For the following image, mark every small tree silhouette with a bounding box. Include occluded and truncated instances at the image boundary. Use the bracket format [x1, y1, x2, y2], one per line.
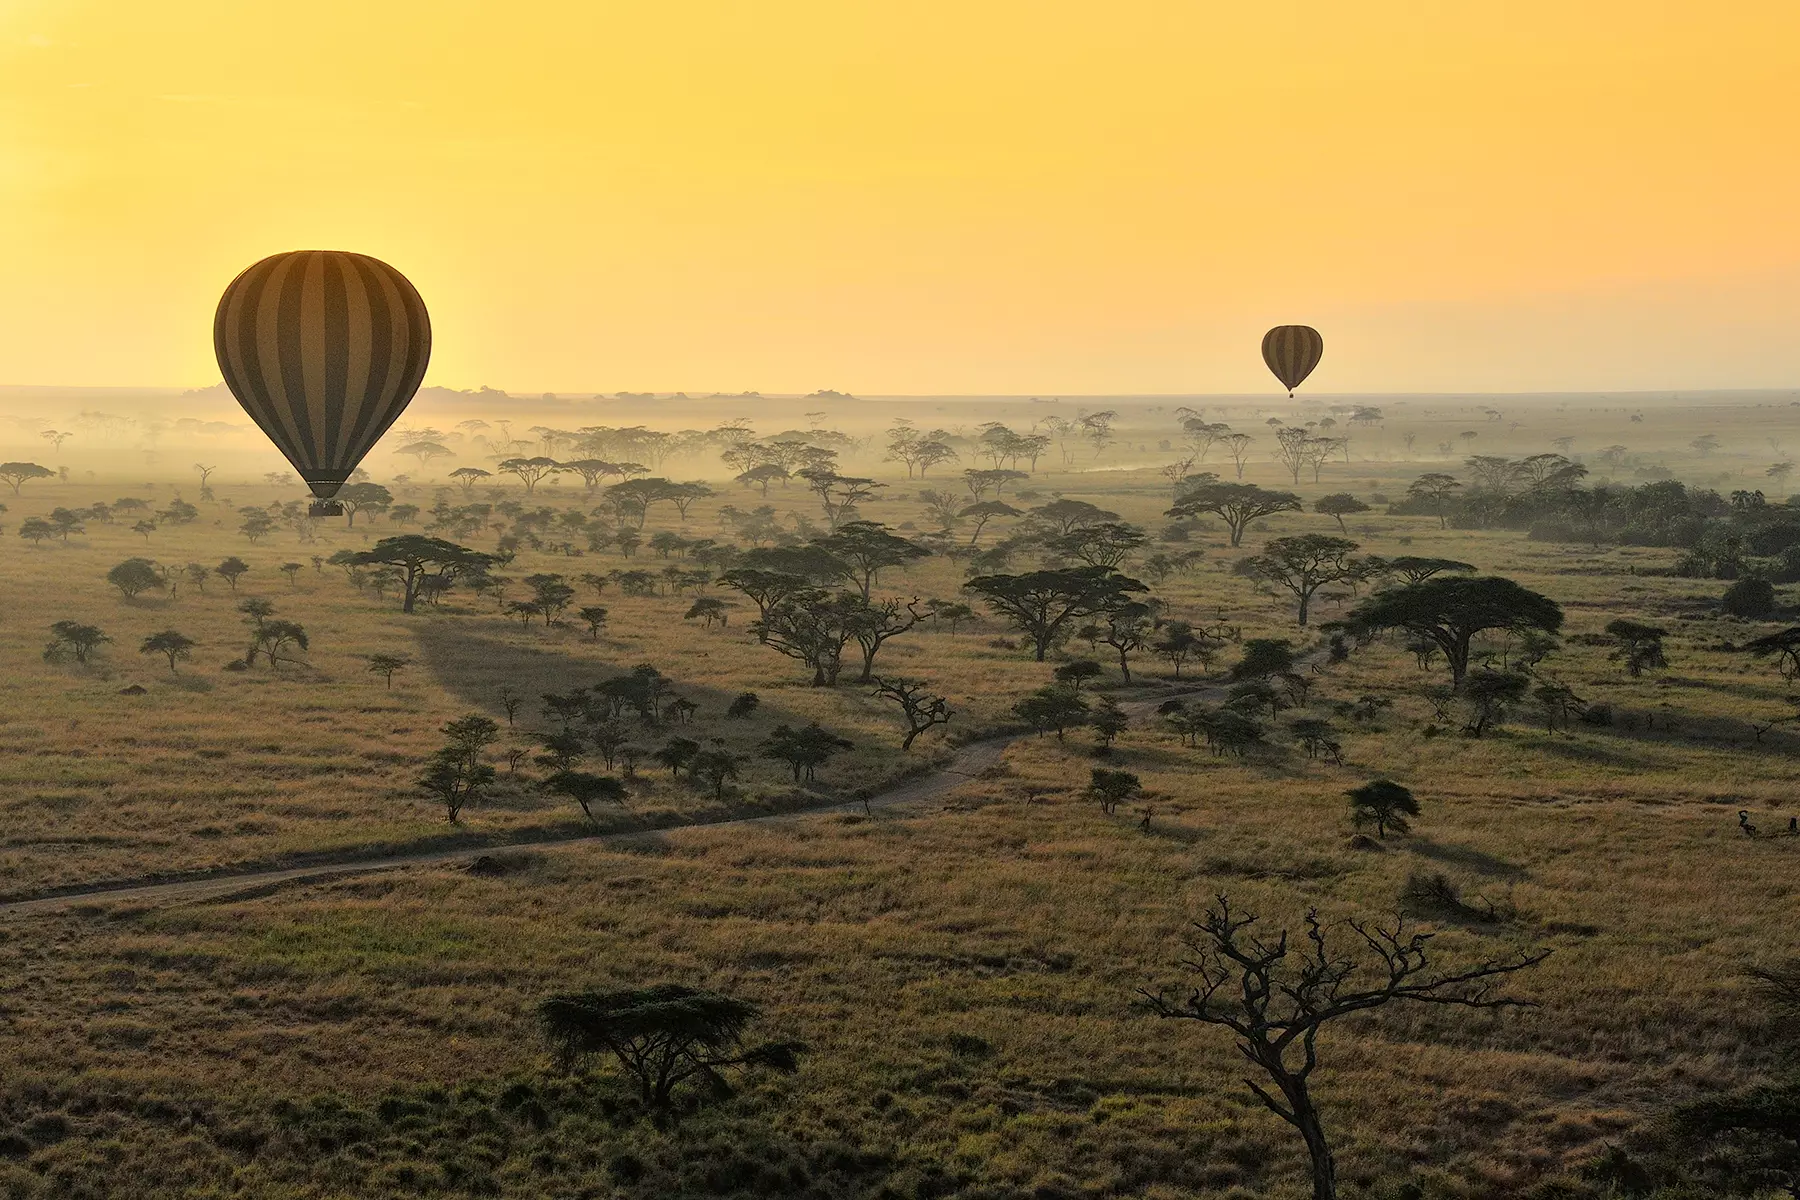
[1345, 779, 1419, 838]
[538, 984, 804, 1112]
[1142, 897, 1548, 1200]
[140, 629, 196, 672]
[365, 653, 410, 689]
[544, 770, 626, 826]
[870, 676, 953, 750]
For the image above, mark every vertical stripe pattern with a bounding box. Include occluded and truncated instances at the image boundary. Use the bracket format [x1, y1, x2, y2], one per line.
[214, 251, 431, 499]
[1261, 325, 1324, 396]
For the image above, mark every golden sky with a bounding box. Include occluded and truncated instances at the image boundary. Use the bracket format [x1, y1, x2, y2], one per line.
[1, 1, 1796, 394]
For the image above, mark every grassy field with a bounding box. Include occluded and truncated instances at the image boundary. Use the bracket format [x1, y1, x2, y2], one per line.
[1, 392, 1797, 1198]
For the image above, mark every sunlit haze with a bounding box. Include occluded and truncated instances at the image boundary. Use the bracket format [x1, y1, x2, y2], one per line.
[2, 0, 1797, 393]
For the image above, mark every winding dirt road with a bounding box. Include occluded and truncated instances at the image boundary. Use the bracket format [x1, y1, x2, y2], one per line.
[0, 680, 1222, 919]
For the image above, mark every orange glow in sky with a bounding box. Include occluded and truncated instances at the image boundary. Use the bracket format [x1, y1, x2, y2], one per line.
[1, 1, 1797, 393]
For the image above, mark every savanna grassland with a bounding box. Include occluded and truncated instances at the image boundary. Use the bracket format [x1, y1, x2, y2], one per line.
[1, 389, 1798, 1200]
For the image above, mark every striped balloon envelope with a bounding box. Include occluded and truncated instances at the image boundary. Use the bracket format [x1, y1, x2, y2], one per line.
[1261, 325, 1324, 396]
[213, 250, 431, 505]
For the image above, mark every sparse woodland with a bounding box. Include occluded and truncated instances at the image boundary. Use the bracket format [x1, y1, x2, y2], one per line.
[1, 391, 1798, 1199]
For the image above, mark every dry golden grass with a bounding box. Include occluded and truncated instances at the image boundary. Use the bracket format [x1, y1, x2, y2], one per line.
[3, 393, 1800, 1197]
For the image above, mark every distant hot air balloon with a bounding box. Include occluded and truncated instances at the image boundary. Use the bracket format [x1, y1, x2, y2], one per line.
[214, 251, 431, 514]
[1261, 325, 1323, 397]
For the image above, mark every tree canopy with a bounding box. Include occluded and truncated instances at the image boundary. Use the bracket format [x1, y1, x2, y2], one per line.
[1342, 576, 1563, 685]
[1168, 479, 1303, 547]
[350, 536, 494, 613]
[965, 567, 1148, 661]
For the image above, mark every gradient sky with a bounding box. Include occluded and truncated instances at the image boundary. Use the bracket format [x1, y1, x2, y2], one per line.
[1, 1, 1796, 395]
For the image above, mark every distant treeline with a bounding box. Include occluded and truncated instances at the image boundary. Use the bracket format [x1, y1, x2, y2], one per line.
[1395, 454, 1800, 579]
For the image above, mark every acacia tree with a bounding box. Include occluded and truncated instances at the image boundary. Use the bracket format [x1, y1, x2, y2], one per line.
[418, 714, 499, 822]
[44, 622, 109, 664]
[870, 676, 954, 750]
[761, 722, 853, 782]
[496, 456, 563, 493]
[140, 629, 196, 672]
[107, 557, 164, 600]
[1314, 493, 1370, 532]
[1405, 473, 1463, 529]
[0, 462, 53, 494]
[797, 469, 883, 528]
[1241, 535, 1372, 626]
[350, 535, 494, 613]
[449, 466, 492, 493]
[335, 482, 393, 527]
[959, 500, 1020, 545]
[1049, 521, 1147, 570]
[365, 653, 411, 688]
[717, 567, 816, 635]
[1014, 684, 1090, 739]
[815, 521, 928, 599]
[1070, 600, 1151, 683]
[544, 770, 627, 826]
[1606, 618, 1668, 677]
[1342, 576, 1563, 686]
[753, 589, 860, 685]
[1346, 779, 1419, 838]
[1167, 480, 1303, 547]
[964, 567, 1148, 661]
[538, 984, 803, 1112]
[1269, 426, 1312, 484]
[1380, 556, 1475, 584]
[1142, 898, 1548, 1200]
[1745, 626, 1800, 681]
[214, 556, 250, 591]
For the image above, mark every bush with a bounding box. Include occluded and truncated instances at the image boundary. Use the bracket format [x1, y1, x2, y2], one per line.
[1578, 702, 1613, 727]
[1722, 577, 1777, 618]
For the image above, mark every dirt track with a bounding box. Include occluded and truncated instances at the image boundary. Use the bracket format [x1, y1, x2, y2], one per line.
[0, 678, 1226, 919]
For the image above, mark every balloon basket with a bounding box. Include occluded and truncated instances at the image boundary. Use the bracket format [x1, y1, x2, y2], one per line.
[309, 500, 345, 518]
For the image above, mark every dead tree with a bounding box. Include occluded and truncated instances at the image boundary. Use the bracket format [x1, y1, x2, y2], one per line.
[869, 676, 954, 750]
[1141, 896, 1549, 1200]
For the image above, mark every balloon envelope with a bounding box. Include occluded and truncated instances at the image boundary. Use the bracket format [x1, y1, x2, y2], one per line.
[1261, 325, 1323, 396]
[214, 250, 431, 499]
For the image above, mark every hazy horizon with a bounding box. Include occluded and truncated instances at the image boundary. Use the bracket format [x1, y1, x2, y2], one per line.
[5, 3, 1798, 395]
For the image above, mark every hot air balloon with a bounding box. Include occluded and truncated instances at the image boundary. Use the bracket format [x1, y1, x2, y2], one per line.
[214, 251, 431, 515]
[1261, 325, 1323, 397]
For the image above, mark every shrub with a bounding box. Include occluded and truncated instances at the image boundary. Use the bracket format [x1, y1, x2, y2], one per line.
[1722, 577, 1777, 618]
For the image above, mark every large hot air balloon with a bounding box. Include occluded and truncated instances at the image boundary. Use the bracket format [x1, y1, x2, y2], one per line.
[214, 251, 431, 514]
[1261, 325, 1323, 397]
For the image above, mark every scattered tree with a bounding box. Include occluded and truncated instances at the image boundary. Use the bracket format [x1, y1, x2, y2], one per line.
[537, 984, 803, 1112]
[1606, 618, 1668, 677]
[106, 557, 164, 601]
[1014, 684, 1090, 740]
[544, 770, 627, 826]
[0, 462, 53, 494]
[139, 629, 196, 672]
[1342, 577, 1563, 686]
[365, 653, 411, 688]
[870, 676, 954, 750]
[44, 621, 109, 664]
[1167, 480, 1303, 547]
[1240, 535, 1370, 626]
[418, 714, 500, 822]
[1346, 780, 1419, 838]
[216, 557, 250, 591]
[760, 722, 853, 782]
[965, 567, 1148, 661]
[1314, 494, 1369, 532]
[1141, 898, 1548, 1200]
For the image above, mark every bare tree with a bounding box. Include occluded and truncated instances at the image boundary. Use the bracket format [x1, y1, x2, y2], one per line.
[1141, 897, 1548, 1200]
[870, 676, 953, 749]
